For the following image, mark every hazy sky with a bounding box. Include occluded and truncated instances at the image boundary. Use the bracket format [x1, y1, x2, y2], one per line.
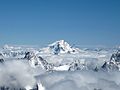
[0, 0, 120, 46]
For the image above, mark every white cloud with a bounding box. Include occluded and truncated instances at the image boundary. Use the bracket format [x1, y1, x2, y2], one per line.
[38, 71, 120, 90]
[0, 60, 36, 89]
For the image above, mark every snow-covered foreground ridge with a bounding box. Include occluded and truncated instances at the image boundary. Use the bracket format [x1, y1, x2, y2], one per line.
[0, 40, 120, 90]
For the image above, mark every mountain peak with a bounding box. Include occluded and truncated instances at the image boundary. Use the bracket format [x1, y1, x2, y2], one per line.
[49, 40, 67, 46]
[47, 40, 78, 54]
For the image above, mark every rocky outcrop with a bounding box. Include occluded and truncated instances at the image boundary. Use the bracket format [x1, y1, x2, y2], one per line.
[101, 50, 120, 71]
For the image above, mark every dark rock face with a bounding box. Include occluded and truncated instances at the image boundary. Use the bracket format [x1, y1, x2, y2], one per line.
[50, 43, 64, 55]
[94, 66, 99, 72]
[24, 52, 34, 60]
[0, 53, 4, 63]
[110, 51, 120, 63]
[0, 53, 3, 56]
[101, 50, 120, 71]
[101, 61, 119, 71]
[101, 62, 107, 69]
[0, 59, 4, 63]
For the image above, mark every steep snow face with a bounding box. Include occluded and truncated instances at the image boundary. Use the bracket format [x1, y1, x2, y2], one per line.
[40, 40, 79, 54]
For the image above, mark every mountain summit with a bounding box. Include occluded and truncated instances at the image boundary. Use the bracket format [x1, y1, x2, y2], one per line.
[49, 40, 75, 54]
[41, 40, 79, 54]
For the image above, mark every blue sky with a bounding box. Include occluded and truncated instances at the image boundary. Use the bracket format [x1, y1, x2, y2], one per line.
[0, 0, 120, 46]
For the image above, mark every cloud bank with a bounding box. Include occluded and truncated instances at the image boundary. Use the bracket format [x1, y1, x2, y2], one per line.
[0, 60, 36, 89]
[38, 71, 120, 90]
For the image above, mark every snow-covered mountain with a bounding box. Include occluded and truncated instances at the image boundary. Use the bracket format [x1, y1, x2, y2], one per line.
[0, 40, 114, 72]
[2, 45, 40, 58]
[40, 40, 80, 54]
[0, 41, 120, 90]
